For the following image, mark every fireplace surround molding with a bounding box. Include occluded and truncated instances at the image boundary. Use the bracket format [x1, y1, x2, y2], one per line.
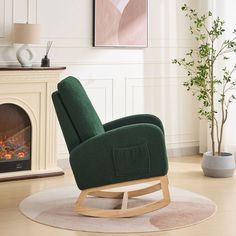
[0, 67, 66, 181]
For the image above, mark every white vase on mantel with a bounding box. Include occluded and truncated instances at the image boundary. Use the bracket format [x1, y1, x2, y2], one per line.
[201, 152, 236, 178]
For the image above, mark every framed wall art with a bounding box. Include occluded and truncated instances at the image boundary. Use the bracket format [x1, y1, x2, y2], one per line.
[93, 0, 148, 47]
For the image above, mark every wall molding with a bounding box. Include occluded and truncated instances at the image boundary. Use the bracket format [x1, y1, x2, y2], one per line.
[0, 59, 187, 66]
[1, 39, 195, 49]
[0, 0, 6, 38]
[80, 78, 113, 122]
[125, 76, 198, 149]
[167, 146, 199, 158]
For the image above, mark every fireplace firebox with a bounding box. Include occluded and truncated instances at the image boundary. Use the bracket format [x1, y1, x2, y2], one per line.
[0, 103, 31, 173]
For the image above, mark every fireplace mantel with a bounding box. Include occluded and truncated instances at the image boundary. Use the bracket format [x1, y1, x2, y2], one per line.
[0, 66, 66, 181]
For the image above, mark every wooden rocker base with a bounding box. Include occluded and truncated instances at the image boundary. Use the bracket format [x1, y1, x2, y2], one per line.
[75, 175, 171, 218]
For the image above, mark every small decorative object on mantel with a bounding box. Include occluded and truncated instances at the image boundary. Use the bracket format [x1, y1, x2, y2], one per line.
[41, 41, 53, 67]
[13, 23, 41, 67]
[12, 0, 41, 67]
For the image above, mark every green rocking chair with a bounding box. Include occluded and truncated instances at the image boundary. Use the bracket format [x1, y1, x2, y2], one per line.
[52, 76, 170, 218]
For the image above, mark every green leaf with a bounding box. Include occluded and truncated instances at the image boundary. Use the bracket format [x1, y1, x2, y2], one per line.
[181, 4, 187, 11]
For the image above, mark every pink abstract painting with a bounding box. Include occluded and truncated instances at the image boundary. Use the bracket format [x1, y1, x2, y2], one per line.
[94, 0, 148, 47]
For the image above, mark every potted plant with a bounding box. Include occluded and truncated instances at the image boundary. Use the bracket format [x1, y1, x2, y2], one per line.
[172, 4, 236, 177]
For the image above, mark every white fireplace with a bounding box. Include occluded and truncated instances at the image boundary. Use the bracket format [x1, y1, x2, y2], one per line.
[0, 67, 65, 181]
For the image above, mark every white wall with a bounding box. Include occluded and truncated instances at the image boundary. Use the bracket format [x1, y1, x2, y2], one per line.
[0, 0, 201, 160]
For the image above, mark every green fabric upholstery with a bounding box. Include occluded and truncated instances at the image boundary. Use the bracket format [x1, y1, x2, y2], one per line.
[52, 76, 168, 190]
[103, 114, 165, 134]
[58, 76, 105, 141]
[70, 124, 167, 190]
[52, 91, 81, 152]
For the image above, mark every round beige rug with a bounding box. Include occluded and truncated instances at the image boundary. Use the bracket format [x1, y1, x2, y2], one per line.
[19, 185, 216, 233]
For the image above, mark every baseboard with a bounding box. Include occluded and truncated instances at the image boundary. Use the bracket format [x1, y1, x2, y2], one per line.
[57, 146, 200, 169]
[167, 146, 199, 157]
[57, 153, 69, 169]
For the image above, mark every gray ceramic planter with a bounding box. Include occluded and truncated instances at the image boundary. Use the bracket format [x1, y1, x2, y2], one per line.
[201, 152, 236, 178]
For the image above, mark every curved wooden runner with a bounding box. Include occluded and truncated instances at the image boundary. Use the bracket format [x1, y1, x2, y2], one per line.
[75, 175, 170, 218]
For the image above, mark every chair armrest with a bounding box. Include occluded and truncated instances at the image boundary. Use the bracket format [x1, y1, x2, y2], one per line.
[70, 123, 168, 190]
[103, 114, 164, 133]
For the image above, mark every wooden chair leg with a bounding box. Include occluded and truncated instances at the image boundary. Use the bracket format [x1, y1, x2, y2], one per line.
[75, 175, 171, 218]
[121, 192, 128, 210]
[89, 182, 161, 199]
[160, 175, 171, 203]
[76, 189, 88, 207]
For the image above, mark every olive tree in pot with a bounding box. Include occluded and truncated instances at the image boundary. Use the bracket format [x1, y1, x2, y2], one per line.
[172, 4, 236, 177]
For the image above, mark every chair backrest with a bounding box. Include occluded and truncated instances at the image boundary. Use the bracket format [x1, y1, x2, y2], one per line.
[52, 76, 105, 152]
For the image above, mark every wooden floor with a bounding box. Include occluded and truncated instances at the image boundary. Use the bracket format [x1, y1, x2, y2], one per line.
[0, 155, 236, 236]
